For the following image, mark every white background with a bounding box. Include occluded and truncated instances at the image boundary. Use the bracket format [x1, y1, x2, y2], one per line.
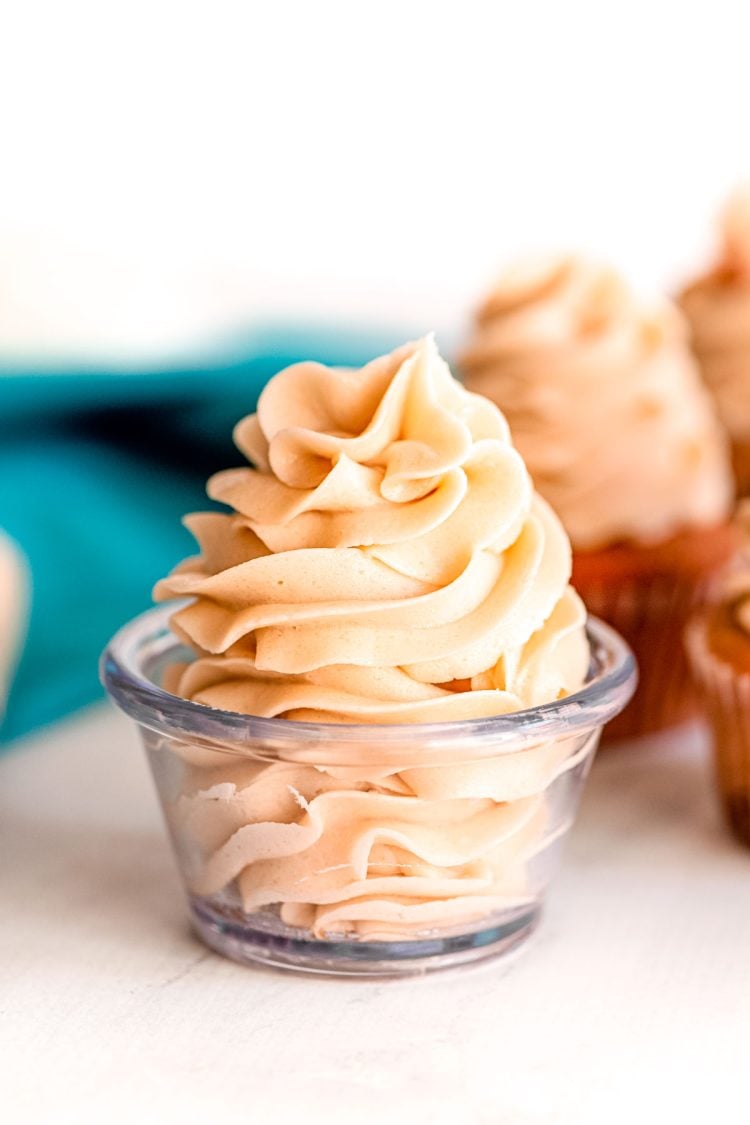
[1, 0, 749, 355]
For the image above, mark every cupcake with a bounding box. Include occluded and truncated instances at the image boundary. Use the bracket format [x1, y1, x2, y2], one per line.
[680, 187, 750, 496]
[460, 256, 734, 740]
[101, 336, 635, 973]
[686, 502, 750, 847]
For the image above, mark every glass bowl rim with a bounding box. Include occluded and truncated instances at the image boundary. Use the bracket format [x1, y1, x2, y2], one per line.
[100, 602, 637, 750]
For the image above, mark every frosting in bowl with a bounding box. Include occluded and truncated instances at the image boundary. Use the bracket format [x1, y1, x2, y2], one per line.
[680, 187, 750, 441]
[461, 256, 732, 550]
[154, 336, 592, 939]
[167, 732, 592, 939]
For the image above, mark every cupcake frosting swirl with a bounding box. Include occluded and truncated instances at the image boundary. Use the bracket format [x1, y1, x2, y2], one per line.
[461, 256, 732, 550]
[156, 336, 588, 719]
[680, 187, 750, 441]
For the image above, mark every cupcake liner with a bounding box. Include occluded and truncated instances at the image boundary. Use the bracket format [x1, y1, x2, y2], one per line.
[573, 569, 706, 741]
[686, 619, 750, 847]
[731, 438, 750, 499]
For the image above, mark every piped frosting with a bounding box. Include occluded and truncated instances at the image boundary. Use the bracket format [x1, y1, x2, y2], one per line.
[156, 336, 589, 718]
[153, 336, 591, 938]
[461, 256, 732, 550]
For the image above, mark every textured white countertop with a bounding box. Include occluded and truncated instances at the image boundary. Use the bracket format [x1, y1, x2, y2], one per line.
[1, 706, 748, 1125]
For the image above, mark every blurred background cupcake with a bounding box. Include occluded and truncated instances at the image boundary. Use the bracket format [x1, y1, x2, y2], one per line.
[460, 256, 734, 740]
[686, 502, 750, 847]
[680, 186, 750, 497]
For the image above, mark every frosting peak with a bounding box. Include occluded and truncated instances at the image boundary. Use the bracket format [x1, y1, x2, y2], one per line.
[156, 336, 588, 720]
[462, 256, 733, 550]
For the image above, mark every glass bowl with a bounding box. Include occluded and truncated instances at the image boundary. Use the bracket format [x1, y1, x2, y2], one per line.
[101, 604, 636, 977]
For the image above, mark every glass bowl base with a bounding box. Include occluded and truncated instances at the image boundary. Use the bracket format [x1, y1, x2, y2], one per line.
[189, 896, 541, 977]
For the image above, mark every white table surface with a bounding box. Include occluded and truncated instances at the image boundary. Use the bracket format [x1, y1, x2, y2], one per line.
[1, 705, 748, 1125]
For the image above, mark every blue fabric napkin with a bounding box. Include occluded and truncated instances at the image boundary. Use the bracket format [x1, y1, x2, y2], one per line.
[0, 322, 403, 745]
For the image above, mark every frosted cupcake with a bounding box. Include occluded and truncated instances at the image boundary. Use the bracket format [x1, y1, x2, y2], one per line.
[460, 257, 734, 739]
[680, 186, 750, 495]
[102, 336, 635, 973]
[687, 502, 750, 847]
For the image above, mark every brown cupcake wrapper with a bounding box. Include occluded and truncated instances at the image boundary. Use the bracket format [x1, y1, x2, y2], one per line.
[686, 619, 750, 848]
[575, 570, 710, 741]
[731, 439, 750, 499]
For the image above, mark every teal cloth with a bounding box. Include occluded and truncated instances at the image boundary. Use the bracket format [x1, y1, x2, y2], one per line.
[0, 322, 402, 745]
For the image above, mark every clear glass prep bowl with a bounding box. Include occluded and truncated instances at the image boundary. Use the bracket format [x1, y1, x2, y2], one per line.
[101, 604, 636, 977]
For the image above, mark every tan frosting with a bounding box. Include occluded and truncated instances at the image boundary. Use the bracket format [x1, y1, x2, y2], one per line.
[461, 256, 733, 551]
[156, 336, 588, 718]
[164, 731, 594, 939]
[680, 187, 750, 441]
[154, 336, 590, 938]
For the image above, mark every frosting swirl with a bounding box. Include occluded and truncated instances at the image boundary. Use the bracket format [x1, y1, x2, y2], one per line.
[154, 337, 590, 938]
[680, 186, 750, 441]
[155, 336, 588, 718]
[460, 257, 732, 550]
